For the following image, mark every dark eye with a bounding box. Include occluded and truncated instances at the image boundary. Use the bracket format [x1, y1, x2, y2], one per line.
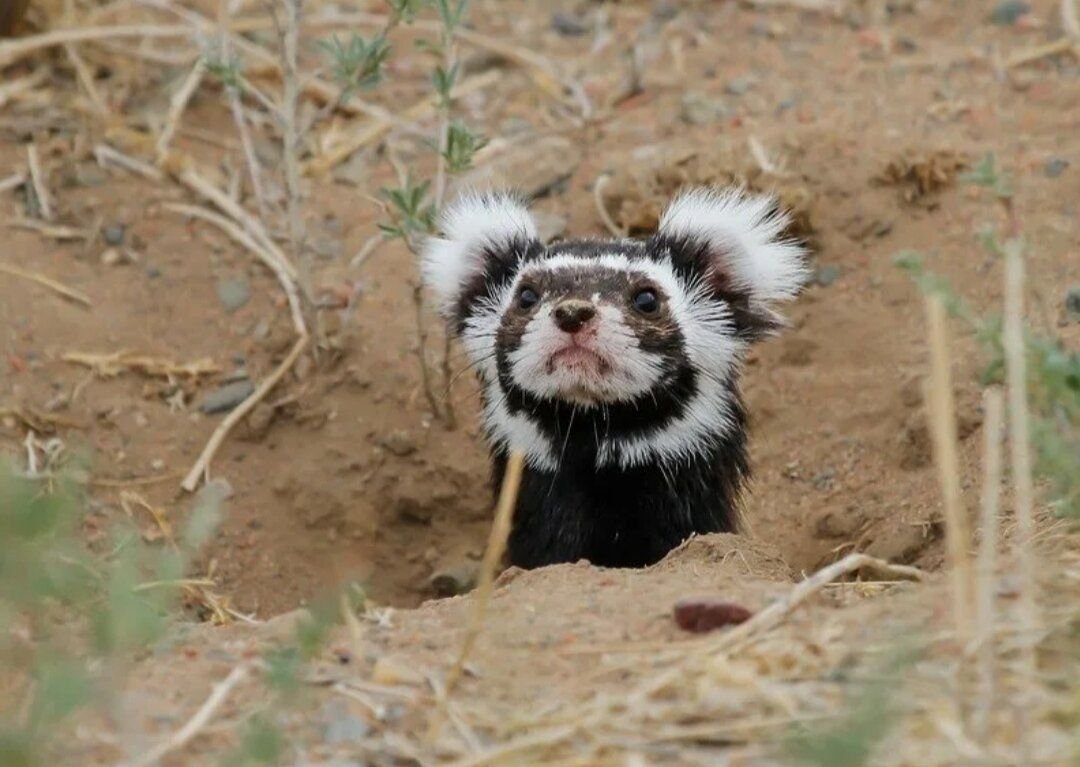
[632, 289, 659, 314]
[518, 286, 540, 309]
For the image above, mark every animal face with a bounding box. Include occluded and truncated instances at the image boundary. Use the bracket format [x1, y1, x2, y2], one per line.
[421, 189, 808, 470]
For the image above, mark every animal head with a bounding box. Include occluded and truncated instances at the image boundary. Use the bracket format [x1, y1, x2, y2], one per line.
[421, 188, 808, 470]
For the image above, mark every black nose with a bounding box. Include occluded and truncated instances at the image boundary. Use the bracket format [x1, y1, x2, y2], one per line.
[553, 300, 596, 333]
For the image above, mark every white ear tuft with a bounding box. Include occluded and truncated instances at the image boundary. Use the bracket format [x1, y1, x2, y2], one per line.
[421, 192, 538, 317]
[658, 188, 809, 302]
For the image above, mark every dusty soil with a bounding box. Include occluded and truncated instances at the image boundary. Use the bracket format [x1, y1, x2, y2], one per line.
[0, 0, 1078, 761]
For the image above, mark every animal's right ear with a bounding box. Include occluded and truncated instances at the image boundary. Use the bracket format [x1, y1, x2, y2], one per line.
[421, 192, 540, 321]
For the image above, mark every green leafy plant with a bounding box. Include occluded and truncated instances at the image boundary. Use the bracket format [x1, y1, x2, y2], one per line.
[0, 464, 227, 766]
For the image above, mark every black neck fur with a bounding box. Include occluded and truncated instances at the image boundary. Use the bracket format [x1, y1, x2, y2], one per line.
[489, 389, 750, 569]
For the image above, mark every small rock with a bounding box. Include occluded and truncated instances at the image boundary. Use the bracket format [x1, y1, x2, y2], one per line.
[378, 429, 418, 457]
[776, 96, 798, 112]
[216, 277, 251, 313]
[322, 701, 371, 744]
[680, 91, 731, 125]
[814, 264, 842, 287]
[725, 77, 755, 96]
[199, 379, 255, 415]
[990, 0, 1030, 25]
[103, 223, 126, 246]
[1045, 158, 1069, 178]
[551, 12, 589, 36]
[1066, 285, 1080, 320]
[673, 598, 753, 632]
[145, 264, 162, 279]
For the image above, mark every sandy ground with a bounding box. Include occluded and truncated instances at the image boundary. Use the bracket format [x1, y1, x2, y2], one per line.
[0, 0, 1077, 763]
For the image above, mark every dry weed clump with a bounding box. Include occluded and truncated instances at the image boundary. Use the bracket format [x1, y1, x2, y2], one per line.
[876, 149, 969, 204]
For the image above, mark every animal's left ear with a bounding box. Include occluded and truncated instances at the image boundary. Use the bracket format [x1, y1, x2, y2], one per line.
[651, 188, 809, 337]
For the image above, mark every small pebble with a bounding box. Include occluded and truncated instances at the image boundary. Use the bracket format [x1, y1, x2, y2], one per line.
[725, 77, 755, 96]
[144, 264, 162, 279]
[815, 264, 842, 287]
[322, 702, 371, 744]
[199, 379, 255, 415]
[1045, 158, 1069, 178]
[103, 223, 126, 246]
[551, 12, 589, 36]
[990, 0, 1030, 25]
[216, 277, 251, 313]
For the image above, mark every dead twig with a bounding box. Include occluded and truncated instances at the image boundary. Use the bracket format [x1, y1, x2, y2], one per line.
[25, 144, 53, 221]
[7, 219, 90, 241]
[593, 174, 625, 237]
[120, 664, 250, 767]
[173, 174, 309, 492]
[64, 43, 109, 115]
[62, 351, 219, 379]
[0, 263, 91, 307]
[0, 172, 26, 193]
[94, 143, 165, 181]
[712, 553, 926, 654]
[446, 451, 526, 692]
[272, 0, 314, 320]
[973, 387, 1004, 741]
[165, 203, 304, 336]
[924, 295, 975, 642]
[0, 24, 191, 69]
[156, 59, 205, 164]
[174, 166, 296, 281]
[1002, 237, 1039, 738]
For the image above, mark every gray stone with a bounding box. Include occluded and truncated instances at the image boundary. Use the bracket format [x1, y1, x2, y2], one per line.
[551, 12, 589, 36]
[103, 223, 126, 246]
[725, 77, 755, 96]
[990, 0, 1030, 24]
[199, 379, 255, 414]
[216, 277, 251, 313]
[322, 701, 371, 744]
[1045, 158, 1069, 178]
[814, 264, 842, 287]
